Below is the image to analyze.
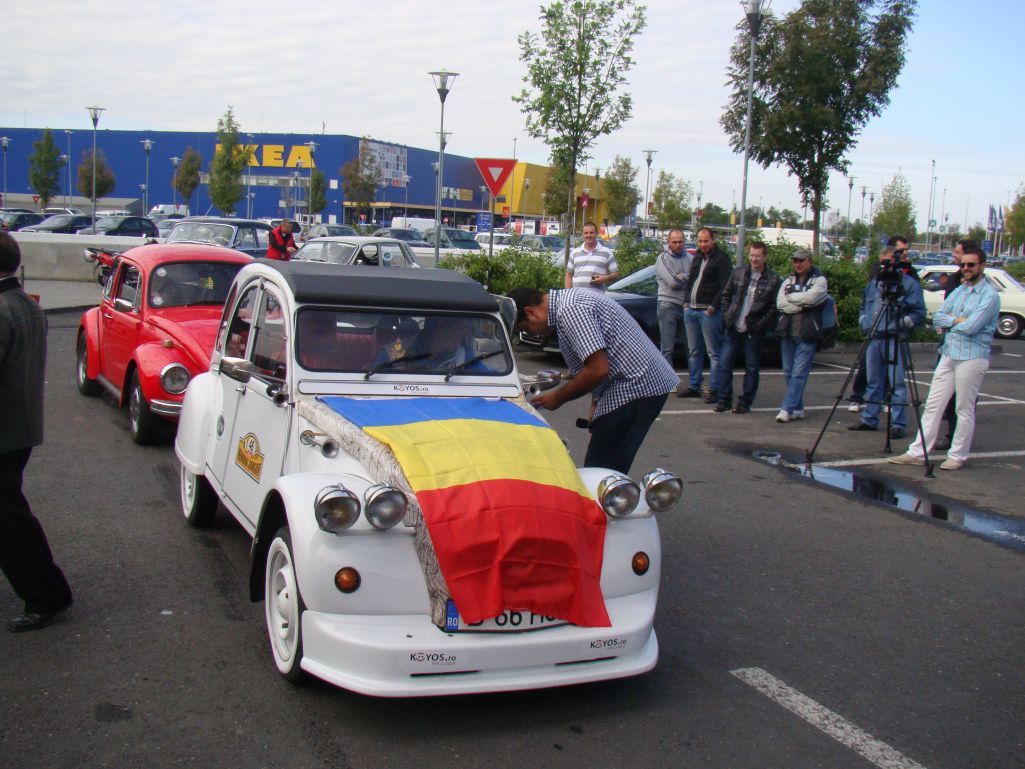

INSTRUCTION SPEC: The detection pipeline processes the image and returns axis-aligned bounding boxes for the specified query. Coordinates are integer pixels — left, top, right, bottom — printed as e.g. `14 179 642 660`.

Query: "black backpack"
815 295 839 351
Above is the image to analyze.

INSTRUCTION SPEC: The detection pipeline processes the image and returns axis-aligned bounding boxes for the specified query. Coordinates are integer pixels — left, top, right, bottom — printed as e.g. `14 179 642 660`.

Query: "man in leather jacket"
715 241 781 413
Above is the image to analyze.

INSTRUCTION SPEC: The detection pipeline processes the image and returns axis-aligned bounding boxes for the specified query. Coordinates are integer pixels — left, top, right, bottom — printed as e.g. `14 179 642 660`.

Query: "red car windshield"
149 261 247 309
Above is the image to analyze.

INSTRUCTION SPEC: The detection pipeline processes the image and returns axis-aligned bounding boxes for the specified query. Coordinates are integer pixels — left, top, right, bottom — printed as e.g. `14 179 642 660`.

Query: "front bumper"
150 399 183 417
300 589 658 697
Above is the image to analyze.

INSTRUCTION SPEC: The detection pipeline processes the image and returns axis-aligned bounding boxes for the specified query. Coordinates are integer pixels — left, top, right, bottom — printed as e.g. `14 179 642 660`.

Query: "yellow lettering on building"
284 145 315 169
262 145 285 167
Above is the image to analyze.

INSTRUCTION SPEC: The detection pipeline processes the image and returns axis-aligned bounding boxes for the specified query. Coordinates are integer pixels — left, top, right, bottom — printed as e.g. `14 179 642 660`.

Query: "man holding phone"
565 222 619 291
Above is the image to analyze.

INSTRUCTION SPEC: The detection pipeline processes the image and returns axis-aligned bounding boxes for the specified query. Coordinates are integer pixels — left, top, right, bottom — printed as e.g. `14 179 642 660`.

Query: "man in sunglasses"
934 239 978 449
889 246 999 470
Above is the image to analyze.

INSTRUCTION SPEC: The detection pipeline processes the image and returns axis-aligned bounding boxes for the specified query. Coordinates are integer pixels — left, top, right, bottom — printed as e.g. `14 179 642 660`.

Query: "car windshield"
167 222 236 247
388 230 419 241
998 271 1024 291
41 215 73 226
296 309 512 376
608 265 657 296
446 229 477 244
538 236 565 249
94 217 119 228
148 261 247 309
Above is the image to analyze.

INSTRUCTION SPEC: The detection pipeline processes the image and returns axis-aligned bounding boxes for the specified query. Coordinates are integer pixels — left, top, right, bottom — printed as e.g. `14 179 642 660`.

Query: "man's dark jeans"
585 393 669 474
718 326 766 408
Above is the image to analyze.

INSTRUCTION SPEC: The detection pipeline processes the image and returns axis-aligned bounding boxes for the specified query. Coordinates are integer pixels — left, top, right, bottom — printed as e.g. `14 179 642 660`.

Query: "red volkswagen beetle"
76 243 252 444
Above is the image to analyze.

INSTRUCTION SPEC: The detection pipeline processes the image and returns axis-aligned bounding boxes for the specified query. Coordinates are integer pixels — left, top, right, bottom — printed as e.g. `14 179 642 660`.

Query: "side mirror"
113 297 136 313
524 369 562 398
219 356 253 383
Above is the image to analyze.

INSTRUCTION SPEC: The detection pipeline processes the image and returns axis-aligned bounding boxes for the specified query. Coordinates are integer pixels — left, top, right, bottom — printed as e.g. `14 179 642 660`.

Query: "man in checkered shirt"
508 287 679 474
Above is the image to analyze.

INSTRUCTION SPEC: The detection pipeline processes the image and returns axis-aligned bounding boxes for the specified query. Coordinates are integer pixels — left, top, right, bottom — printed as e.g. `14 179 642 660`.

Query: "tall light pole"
1 137 10 209
140 139 153 215
737 0 767 260
869 191 875 225
246 133 254 218
846 176 856 242
86 106 105 226
59 154 68 207
403 174 411 218
925 159 936 253
642 149 656 235
939 188 947 250
522 177 531 230
170 156 181 210
304 141 318 226
429 69 459 264
860 184 867 222
295 161 304 222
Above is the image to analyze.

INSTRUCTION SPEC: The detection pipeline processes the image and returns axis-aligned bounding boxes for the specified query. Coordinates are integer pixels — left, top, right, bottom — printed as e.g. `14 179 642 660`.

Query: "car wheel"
996 313 1023 339
127 371 162 445
265 527 306 682
180 464 218 527
76 335 102 396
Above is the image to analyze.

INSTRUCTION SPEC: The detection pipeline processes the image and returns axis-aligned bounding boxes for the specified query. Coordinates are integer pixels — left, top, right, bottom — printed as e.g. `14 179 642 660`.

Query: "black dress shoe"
676 388 701 398
7 602 71 633
847 422 878 431
732 404 750 414
704 394 719 404
889 427 907 439
713 402 730 412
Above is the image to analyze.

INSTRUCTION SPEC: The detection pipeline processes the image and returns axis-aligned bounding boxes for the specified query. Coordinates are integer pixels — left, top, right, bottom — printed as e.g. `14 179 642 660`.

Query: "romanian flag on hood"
320 396 610 627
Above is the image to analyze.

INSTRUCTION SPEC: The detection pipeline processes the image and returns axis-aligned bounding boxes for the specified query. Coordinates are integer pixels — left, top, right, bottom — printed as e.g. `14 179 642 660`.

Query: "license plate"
444 600 567 633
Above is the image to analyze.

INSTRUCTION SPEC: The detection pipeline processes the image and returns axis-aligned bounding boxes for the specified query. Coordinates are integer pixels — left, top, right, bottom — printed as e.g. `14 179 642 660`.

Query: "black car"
77 216 159 237
165 217 272 258
0 211 45 231
371 227 433 248
21 214 95 234
303 223 358 241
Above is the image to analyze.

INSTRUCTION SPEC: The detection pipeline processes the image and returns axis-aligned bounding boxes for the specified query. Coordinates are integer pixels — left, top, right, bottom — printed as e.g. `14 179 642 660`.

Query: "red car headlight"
160 363 191 395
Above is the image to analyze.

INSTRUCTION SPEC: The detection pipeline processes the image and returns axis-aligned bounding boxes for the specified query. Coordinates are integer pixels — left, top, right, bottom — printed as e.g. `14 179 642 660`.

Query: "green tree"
721 0 916 254
872 171 917 241
700 202 730 227
309 168 327 215
541 149 572 222
602 154 640 224
967 224 986 245
1005 186 1025 251
176 147 203 211
76 148 116 203
340 137 381 225
208 106 252 215
515 0 646 264
650 171 692 231
28 129 62 210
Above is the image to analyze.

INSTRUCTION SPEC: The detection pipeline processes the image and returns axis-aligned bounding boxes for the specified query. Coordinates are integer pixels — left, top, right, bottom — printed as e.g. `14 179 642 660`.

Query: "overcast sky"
3 0 1021 233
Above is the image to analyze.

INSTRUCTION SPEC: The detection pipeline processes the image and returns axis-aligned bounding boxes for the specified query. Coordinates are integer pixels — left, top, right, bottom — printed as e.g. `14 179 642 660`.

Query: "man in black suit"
0 232 73 632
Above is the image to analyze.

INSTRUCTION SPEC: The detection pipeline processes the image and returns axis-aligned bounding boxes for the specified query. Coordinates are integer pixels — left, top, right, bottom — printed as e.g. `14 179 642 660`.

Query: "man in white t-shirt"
565 221 619 291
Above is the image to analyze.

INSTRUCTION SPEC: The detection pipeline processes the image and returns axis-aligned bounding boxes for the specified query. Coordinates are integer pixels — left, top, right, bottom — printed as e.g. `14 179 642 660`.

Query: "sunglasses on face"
961 262 979 268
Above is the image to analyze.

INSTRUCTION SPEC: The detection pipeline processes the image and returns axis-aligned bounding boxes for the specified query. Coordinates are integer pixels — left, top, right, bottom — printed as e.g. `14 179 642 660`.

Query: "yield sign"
474 158 517 199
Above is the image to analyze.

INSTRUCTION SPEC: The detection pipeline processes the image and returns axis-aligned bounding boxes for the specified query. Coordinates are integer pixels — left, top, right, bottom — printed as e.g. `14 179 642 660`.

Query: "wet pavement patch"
753 450 1025 554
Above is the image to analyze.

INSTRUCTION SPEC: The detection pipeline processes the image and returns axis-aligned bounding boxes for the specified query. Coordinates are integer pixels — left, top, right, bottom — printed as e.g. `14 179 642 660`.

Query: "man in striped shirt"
508 287 679 474
565 222 619 291
889 247 999 471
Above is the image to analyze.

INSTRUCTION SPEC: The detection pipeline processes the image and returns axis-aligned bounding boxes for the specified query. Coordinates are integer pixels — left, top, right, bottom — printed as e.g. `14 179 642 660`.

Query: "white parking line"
731 667 928 769
661 400 1019 416
814 449 1025 468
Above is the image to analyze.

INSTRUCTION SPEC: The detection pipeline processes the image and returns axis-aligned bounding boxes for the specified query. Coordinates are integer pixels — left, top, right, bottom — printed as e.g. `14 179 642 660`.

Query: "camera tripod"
807 290 934 476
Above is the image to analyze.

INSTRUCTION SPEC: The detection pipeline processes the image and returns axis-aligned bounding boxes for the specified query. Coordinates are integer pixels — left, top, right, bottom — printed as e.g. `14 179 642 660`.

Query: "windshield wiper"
443 349 506 381
364 352 430 380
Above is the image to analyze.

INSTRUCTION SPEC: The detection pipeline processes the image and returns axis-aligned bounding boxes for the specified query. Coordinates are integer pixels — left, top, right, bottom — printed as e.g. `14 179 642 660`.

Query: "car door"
100 262 143 391
215 283 291 530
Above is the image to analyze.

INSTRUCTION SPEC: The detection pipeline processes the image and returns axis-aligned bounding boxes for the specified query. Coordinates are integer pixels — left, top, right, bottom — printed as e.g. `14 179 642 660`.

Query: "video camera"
876 259 904 298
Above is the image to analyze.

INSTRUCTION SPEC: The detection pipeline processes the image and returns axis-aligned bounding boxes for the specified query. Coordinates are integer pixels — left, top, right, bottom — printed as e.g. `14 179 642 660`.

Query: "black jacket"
721 264 781 333
686 244 732 310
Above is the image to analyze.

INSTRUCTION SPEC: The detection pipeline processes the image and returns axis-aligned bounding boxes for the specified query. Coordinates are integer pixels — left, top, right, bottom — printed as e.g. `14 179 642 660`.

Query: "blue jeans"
684 307 723 392
718 326 765 407
861 337 907 429
780 337 817 414
656 301 685 365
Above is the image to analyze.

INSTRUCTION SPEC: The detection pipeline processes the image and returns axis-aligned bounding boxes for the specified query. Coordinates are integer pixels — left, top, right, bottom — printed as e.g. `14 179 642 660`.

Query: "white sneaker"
791 410 806 419
940 458 964 471
847 402 862 413
775 410 790 423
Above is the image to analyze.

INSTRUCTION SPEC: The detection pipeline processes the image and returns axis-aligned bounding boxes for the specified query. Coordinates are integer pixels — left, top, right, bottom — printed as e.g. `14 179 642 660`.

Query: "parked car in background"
20 214 94 234
155 218 177 238
165 217 272 258
521 234 566 254
919 264 1025 339
304 223 358 241
174 260 682 694
292 236 420 268
43 206 85 216
423 226 482 250
475 232 514 251
75 243 252 444
372 227 433 248
77 215 159 237
0 211 45 231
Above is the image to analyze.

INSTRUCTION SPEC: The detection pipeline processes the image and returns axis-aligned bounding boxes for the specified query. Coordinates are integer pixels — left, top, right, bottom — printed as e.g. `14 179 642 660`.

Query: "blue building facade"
0 126 494 227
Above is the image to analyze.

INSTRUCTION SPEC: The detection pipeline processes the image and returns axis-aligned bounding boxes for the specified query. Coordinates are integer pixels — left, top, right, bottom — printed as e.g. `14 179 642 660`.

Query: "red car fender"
78 307 103 382
131 341 201 408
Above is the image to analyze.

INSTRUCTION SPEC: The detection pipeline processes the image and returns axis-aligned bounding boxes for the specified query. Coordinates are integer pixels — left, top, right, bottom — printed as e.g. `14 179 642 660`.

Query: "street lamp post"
1 137 10 209
522 177 531 231
429 69 459 264
304 141 318 226
737 0 768 260
170 156 181 210
403 175 411 218
59 155 68 208
246 133 254 218
938 188 947 250
86 106 105 226
642 150 656 235
925 159 936 253
869 192 875 225
860 185 867 222
846 176 856 243
294 162 304 222
140 139 153 215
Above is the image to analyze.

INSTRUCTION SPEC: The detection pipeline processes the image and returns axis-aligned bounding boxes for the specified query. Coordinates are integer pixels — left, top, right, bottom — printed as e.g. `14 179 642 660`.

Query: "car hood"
146 307 224 367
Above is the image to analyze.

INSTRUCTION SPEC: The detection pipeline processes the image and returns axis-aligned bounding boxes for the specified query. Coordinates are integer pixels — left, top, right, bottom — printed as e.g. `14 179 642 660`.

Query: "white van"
149 203 190 220
754 227 834 255
389 216 436 235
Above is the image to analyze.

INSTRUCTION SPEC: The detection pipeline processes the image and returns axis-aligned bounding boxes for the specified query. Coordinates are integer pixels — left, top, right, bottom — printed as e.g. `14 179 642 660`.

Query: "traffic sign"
474 158 517 199
580 191 590 209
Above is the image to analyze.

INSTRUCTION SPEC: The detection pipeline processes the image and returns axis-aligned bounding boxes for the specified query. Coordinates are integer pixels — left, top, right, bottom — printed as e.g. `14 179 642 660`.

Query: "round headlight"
597 474 640 518
314 485 361 533
364 484 408 530
160 363 191 395
642 468 683 512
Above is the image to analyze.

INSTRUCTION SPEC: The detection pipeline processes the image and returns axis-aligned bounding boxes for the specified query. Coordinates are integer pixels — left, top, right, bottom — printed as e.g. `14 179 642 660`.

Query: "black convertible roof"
265 262 499 312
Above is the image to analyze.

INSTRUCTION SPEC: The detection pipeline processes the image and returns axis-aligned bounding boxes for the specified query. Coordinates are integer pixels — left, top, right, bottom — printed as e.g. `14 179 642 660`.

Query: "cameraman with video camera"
848 245 927 438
